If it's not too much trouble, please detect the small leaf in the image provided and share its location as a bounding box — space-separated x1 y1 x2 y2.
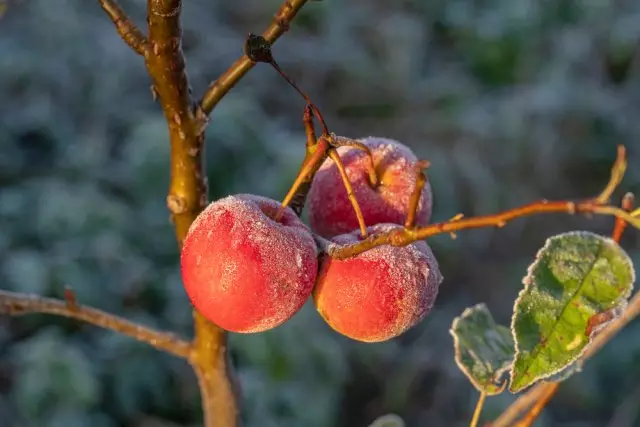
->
368 414 405 427
450 303 515 395
510 231 635 392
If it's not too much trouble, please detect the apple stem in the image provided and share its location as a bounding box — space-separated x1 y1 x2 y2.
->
404 160 431 229
328 148 368 238
330 135 379 188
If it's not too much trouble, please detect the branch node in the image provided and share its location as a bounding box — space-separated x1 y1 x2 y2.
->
98 0 150 56
167 194 188 215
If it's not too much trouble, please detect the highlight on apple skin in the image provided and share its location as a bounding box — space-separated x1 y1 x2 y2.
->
308 137 433 238
313 223 443 343
180 193 319 333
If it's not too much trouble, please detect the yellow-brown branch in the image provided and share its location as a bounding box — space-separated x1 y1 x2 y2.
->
98 0 149 55
0 290 190 358
199 0 312 116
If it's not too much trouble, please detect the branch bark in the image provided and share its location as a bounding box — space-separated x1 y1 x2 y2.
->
98 0 149 55
0 290 190 359
328 145 635 259
199 0 311 116
143 1 240 426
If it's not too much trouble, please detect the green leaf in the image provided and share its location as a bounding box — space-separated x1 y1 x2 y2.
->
368 414 405 427
450 303 515 395
510 231 635 392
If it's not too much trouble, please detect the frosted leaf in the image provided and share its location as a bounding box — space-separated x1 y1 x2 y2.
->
510 231 635 392
451 303 514 395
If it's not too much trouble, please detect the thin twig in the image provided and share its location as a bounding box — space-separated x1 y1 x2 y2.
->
470 392 487 427
199 0 311 116
612 193 635 242
328 199 638 259
0 290 191 359
492 192 638 427
514 383 559 427
329 145 635 259
97 0 149 55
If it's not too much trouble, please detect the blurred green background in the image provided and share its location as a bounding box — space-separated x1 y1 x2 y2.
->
1 0 640 426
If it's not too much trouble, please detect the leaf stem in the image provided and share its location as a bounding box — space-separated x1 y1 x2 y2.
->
470 392 487 427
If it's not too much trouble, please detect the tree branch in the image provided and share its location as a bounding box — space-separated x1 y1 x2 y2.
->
0 290 191 359
328 145 636 259
328 199 639 259
98 0 149 55
198 0 311 116
514 383 559 427
144 1 240 426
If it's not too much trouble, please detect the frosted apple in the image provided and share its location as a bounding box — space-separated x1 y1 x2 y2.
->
180 194 318 333
308 137 433 238
313 223 443 342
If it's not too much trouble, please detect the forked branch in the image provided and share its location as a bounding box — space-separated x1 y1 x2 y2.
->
0 289 191 359
98 0 149 55
328 145 636 259
199 0 312 116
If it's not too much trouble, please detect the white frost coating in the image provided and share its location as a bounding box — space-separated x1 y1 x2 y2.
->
181 193 319 333
509 230 636 391
296 252 303 269
450 303 513 395
319 223 443 341
308 136 434 237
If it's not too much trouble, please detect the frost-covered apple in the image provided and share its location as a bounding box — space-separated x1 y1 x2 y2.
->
308 137 433 238
181 194 318 333
313 224 443 342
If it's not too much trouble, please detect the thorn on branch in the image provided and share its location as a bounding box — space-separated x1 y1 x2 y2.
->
64 286 78 311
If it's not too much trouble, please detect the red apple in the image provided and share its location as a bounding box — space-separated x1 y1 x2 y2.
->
308 137 433 238
313 223 443 342
181 194 318 333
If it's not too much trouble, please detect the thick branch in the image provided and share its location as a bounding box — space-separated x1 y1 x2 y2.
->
98 0 149 55
145 1 240 426
146 0 206 240
0 290 190 359
199 0 311 116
